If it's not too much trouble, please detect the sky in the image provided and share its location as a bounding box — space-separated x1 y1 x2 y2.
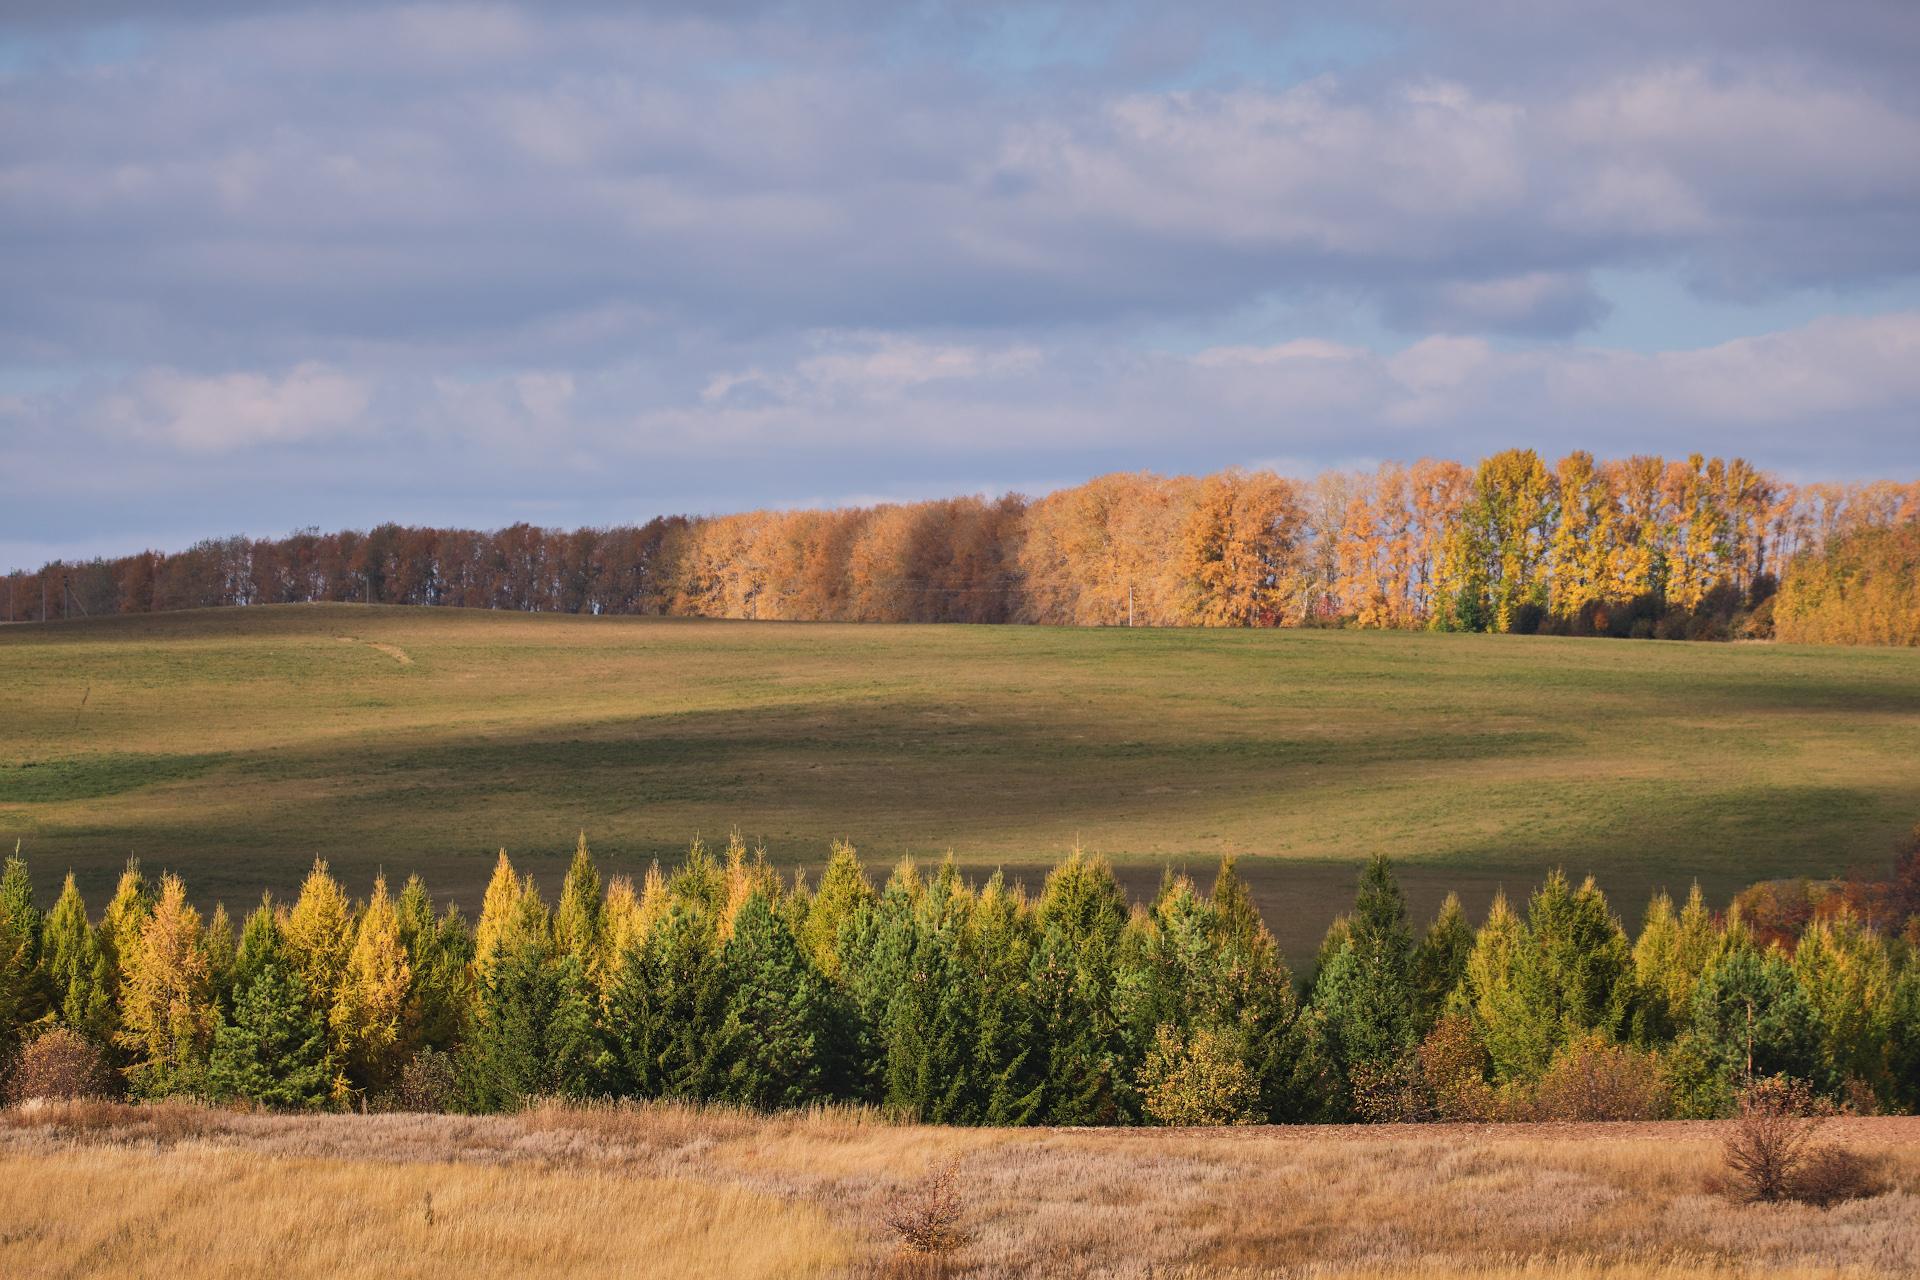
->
4 1 1920 569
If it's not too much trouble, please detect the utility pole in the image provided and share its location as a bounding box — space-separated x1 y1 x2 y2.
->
1128 583 1134 628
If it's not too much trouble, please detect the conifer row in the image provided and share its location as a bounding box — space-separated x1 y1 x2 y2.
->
3 837 1917 1121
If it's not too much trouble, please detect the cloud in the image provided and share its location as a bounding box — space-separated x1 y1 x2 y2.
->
100 363 371 452
3 2 1918 563
4 10 1918 370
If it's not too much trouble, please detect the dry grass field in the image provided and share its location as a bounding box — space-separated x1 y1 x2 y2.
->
6 605 1920 958
2 1101 1916 1278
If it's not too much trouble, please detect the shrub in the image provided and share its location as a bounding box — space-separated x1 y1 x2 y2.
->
1347 1054 1428 1123
1530 1034 1671 1121
387 1048 460 1113
1714 1076 1872 1206
1137 1025 1261 1126
881 1161 968 1258
1418 1013 1494 1122
4 1028 115 1105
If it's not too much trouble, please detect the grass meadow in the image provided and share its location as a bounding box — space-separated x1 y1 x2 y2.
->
2 1100 1917 1278
5 604 1920 958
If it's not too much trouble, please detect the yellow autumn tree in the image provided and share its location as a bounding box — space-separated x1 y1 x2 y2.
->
1336 464 1420 629
282 858 355 1017
1607 455 1671 601
473 850 549 982
1547 451 1619 618
330 874 412 1093
116 873 214 1093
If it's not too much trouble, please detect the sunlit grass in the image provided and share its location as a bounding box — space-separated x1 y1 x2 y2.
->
3 604 1918 961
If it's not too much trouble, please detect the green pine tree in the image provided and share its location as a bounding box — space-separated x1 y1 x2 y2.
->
719 892 841 1109
459 940 600 1112
1412 893 1473 1031
0 852 46 1058
42 874 113 1044
207 913 330 1109
604 902 733 1100
1686 946 1834 1101
1028 851 1129 1124
1311 856 1418 1089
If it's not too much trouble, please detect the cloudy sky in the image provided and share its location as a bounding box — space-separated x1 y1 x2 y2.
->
5 1 1919 568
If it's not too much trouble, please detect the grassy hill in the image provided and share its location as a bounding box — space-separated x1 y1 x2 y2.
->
4 605 1918 960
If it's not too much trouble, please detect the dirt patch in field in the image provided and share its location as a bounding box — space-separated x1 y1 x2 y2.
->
334 635 413 666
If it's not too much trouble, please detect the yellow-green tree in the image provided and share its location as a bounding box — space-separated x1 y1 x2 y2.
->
1436 449 1555 632
101 857 156 987
1792 911 1895 1092
553 833 604 977
1607 454 1671 600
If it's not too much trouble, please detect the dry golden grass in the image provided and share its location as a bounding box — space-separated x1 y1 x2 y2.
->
3 1103 1917 1278
0 1145 849 1280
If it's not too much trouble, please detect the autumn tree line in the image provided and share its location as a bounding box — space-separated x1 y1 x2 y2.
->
9 452 1919 643
4 833 1919 1122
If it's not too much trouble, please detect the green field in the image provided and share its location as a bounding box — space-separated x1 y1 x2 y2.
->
4 605 1918 962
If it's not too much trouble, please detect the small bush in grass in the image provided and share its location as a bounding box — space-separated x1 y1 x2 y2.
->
388 1049 459 1113
1530 1034 1671 1121
4 1028 115 1106
1718 1077 1821 1202
882 1161 968 1258
1715 1076 1877 1206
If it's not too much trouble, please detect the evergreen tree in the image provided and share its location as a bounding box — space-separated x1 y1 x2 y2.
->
0 852 46 1058
1791 911 1894 1094
116 873 215 1095
1312 856 1418 1094
799 841 873 977
459 940 599 1111
100 858 155 997
202 903 237 1011
1523 872 1634 1044
603 902 732 1099
834 859 924 1102
1887 955 1920 1112
1629 892 1685 1042
719 891 841 1109
1462 891 1532 1080
553 834 603 977
42 874 112 1044
966 873 1045 1125
1029 851 1129 1123
473 852 550 985
1412 893 1473 1031
877 863 979 1121
331 875 413 1094
207 911 330 1109
1687 945 1834 1098
1466 872 1633 1081
394 877 470 1054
